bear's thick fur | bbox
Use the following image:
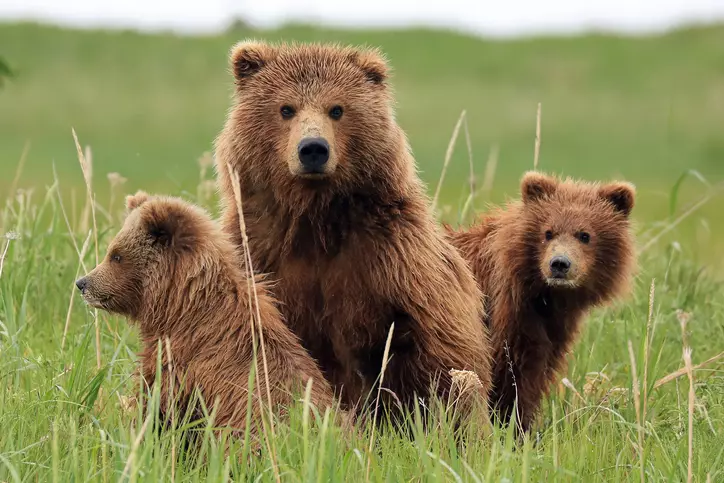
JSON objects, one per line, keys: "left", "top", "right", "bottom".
{"left": 76, "top": 192, "right": 335, "bottom": 437}
{"left": 215, "top": 41, "right": 491, "bottom": 419}
{"left": 447, "top": 172, "right": 636, "bottom": 432}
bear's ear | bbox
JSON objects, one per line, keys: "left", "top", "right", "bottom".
{"left": 599, "top": 182, "right": 636, "bottom": 217}
{"left": 144, "top": 213, "right": 175, "bottom": 248}
{"left": 141, "top": 204, "right": 191, "bottom": 249}
{"left": 230, "top": 41, "right": 276, "bottom": 82}
{"left": 126, "top": 190, "right": 150, "bottom": 211}
{"left": 521, "top": 171, "right": 558, "bottom": 203}
{"left": 349, "top": 49, "right": 389, "bottom": 85}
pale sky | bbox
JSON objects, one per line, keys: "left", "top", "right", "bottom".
{"left": 1, "top": 0, "right": 723, "bottom": 37}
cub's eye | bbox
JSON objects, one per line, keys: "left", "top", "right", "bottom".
{"left": 280, "top": 105, "right": 296, "bottom": 119}
{"left": 578, "top": 232, "right": 591, "bottom": 244}
{"left": 544, "top": 230, "right": 553, "bottom": 241}
{"left": 111, "top": 254, "right": 122, "bottom": 263}
{"left": 329, "top": 105, "right": 343, "bottom": 120}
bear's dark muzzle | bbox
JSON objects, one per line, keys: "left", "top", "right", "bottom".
{"left": 298, "top": 137, "right": 330, "bottom": 172}
{"left": 549, "top": 256, "right": 571, "bottom": 278}
{"left": 75, "top": 277, "right": 88, "bottom": 292}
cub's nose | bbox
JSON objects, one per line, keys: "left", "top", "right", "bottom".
{"left": 550, "top": 256, "right": 571, "bottom": 277}
{"left": 75, "top": 277, "right": 88, "bottom": 292}
{"left": 297, "top": 137, "right": 330, "bottom": 172}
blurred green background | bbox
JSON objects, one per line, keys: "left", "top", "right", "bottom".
{"left": 1, "top": 22, "right": 723, "bottom": 269}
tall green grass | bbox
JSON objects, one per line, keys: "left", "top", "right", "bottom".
{"left": 1, "top": 134, "right": 722, "bottom": 481}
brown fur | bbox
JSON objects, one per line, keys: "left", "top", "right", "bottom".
{"left": 76, "top": 192, "right": 335, "bottom": 439}
{"left": 214, "top": 41, "right": 491, "bottom": 420}
{"left": 447, "top": 172, "right": 636, "bottom": 432}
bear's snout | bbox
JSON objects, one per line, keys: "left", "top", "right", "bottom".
{"left": 549, "top": 256, "right": 571, "bottom": 278}
{"left": 75, "top": 277, "right": 88, "bottom": 292}
{"left": 297, "top": 137, "right": 330, "bottom": 172}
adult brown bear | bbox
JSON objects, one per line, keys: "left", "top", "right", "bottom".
{"left": 215, "top": 41, "right": 491, "bottom": 421}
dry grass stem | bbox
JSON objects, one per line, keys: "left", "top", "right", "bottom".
{"left": 561, "top": 377, "right": 585, "bottom": 403}
{"left": 461, "top": 145, "right": 498, "bottom": 222}
{"left": 678, "top": 311, "right": 695, "bottom": 483}
{"left": 0, "top": 232, "right": 20, "bottom": 279}
{"left": 463, "top": 115, "right": 475, "bottom": 196}
{"left": 121, "top": 410, "right": 152, "bottom": 481}
{"left": 5, "top": 140, "right": 30, "bottom": 208}
{"left": 432, "top": 109, "right": 466, "bottom": 212}
{"left": 533, "top": 102, "right": 541, "bottom": 170}
{"left": 684, "top": 347, "right": 695, "bottom": 483}
{"left": 653, "top": 350, "right": 724, "bottom": 389}
{"left": 628, "top": 340, "right": 645, "bottom": 483}
{"left": 366, "top": 322, "right": 395, "bottom": 482}
{"left": 164, "top": 338, "right": 176, "bottom": 483}
{"left": 225, "top": 162, "right": 280, "bottom": 483}
{"left": 642, "top": 279, "right": 655, "bottom": 426}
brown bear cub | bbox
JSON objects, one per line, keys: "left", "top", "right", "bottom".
{"left": 215, "top": 41, "right": 491, "bottom": 422}
{"left": 447, "top": 172, "right": 636, "bottom": 433}
{"left": 76, "top": 192, "right": 335, "bottom": 438}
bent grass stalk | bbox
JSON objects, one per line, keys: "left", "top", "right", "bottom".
{"left": 225, "top": 161, "right": 281, "bottom": 483}
{"left": 432, "top": 109, "right": 466, "bottom": 213}
{"left": 533, "top": 102, "right": 541, "bottom": 170}
{"left": 366, "top": 322, "right": 395, "bottom": 483}
{"left": 653, "top": 350, "right": 724, "bottom": 389}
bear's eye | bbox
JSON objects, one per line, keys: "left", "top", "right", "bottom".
{"left": 329, "top": 105, "right": 344, "bottom": 120}
{"left": 111, "top": 253, "right": 122, "bottom": 263}
{"left": 544, "top": 230, "right": 553, "bottom": 241}
{"left": 578, "top": 232, "right": 591, "bottom": 244}
{"left": 280, "top": 105, "right": 296, "bottom": 119}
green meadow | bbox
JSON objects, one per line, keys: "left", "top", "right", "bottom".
{"left": 0, "top": 21, "right": 723, "bottom": 481}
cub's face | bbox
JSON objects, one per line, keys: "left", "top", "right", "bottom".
{"left": 224, "top": 41, "right": 395, "bottom": 190}
{"left": 76, "top": 196, "right": 158, "bottom": 318}
{"left": 520, "top": 172, "right": 636, "bottom": 291}
{"left": 75, "top": 192, "right": 203, "bottom": 321}
{"left": 537, "top": 209, "right": 597, "bottom": 288}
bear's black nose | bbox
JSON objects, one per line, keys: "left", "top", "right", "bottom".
{"left": 298, "top": 137, "right": 330, "bottom": 172}
{"left": 550, "top": 256, "right": 571, "bottom": 276}
{"left": 75, "top": 277, "right": 88, "bottom": 292}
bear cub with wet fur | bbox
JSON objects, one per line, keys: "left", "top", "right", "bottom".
{"left": 76, "top": 192, "right": 335, "bottom": 437}
{"left": 448, "top": 172, "right": 636, "bottom": 432}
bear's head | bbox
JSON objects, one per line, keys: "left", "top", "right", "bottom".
{"left": 518, "top": 171, "right": 636, "bottom": 299}
{"left": 75, "top": 191, "right": 222, "bottom": 326}
{"left": 218, "top": 41, "right": 407, "bottom": 208}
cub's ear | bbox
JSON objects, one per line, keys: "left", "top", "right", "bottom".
{"left": 521, "top": 171, "right": 558, "bottom": 203}
{"left": 126, "top": 190, "right": 150, "bottom": 211}
{"left": 230, "top": 41, "right": 276, "bottom": 82}
{"left": 141, "top": 203, "right": 193, "bottom": 249}
{"left": 599, "top": 182, "right": 636, "bottom": 217}
{"left": 349, "top": 48, "right": 389, "bottom": 85}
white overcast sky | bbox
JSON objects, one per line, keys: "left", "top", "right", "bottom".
{"left": 1, "top": 0, "right": 723, "bottom": 37}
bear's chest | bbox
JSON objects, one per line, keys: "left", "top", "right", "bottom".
{"left": 275, "top": 248, "right": 403, "bottom": 362}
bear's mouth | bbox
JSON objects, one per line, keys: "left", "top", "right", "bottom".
{"left": 81, "top": 293, "right": 111, "bottom": 309}
{"left": 545, "top": 277, "right": 579, "bottom": 288}
{"left": 298, "top": 172, "right": 330, "bottom": 180}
